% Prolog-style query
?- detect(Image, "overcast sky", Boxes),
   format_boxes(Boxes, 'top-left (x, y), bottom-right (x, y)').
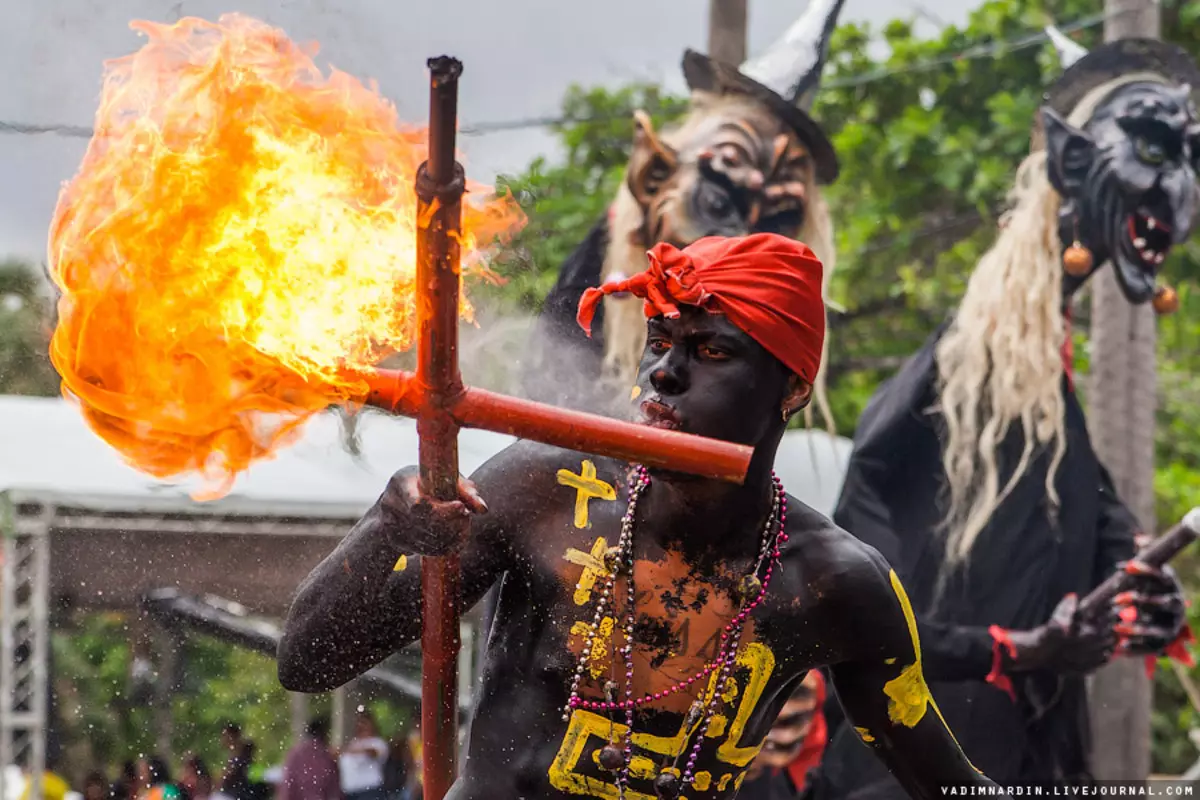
top-left (0, 0), bottom-right (977, 263)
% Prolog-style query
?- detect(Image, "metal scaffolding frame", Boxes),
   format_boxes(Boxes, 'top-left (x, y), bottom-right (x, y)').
top-left (1, 497), bottom-right (50, 798)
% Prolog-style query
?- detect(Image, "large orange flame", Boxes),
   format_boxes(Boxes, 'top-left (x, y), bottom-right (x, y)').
top-left (48, 14), bottom-right (522, 498)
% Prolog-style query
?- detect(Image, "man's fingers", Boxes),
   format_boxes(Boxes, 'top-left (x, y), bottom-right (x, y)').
top-left (1123, 592), bottom-right (1184, 611)
top-left (1113, 622), bottom-right (1176, 640)
top-left (458, 479), bottom-right (490, 515)
top-left (1122, 560), bottom-right (1160, 579)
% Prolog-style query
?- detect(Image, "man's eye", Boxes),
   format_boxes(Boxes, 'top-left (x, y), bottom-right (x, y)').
top-left (698, 344), bottom-right (730, 361)
top-left (1135, 136), bottom-right (1166, 165)
top-left (648, 338), bottom-right (671, 354)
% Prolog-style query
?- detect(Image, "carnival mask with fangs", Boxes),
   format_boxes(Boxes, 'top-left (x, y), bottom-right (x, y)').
top-left (1042, 31), bottom-right (1200, 305)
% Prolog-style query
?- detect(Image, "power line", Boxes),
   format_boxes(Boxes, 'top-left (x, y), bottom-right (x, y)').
top-left (0, 10), bottom-right (1120, 142)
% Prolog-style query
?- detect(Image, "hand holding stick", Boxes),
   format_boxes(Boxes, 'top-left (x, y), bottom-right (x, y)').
top-left (1079, 508), bottom-right (1200, 621)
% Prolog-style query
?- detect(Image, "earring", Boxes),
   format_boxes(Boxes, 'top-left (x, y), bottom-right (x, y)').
top-left (1063, 218), bottom-right (1093, 276)
top-left (781, 407), bottom-right (792, 423)
top-left (1153, 285), bottom-right (1180, 315)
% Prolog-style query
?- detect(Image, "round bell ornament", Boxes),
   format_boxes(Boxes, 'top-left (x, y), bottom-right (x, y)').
top-left (598, 744), bottom-right (625, 772)
top-left (1063, 241), bottom-right (1093, 276)
top-left (1153, 285), bottom-right (1180, 315)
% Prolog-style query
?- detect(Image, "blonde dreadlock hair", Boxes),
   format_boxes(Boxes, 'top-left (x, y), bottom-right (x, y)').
top-left (934, 150), bottom-right (1065, 566)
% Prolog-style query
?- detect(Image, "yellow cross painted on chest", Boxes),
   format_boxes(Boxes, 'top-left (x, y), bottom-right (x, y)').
top-left (556, 459), bottom-right (616, 529)
top-left (564, 536), bottom-right (615, 606)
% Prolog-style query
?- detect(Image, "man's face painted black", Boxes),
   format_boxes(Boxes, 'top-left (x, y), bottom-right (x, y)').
top-left (632, 307), bottom-right (791, 447)
top-left (1044, 82), bottom-right (1200, 303)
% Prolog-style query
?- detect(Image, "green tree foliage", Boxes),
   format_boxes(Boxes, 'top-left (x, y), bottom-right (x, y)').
top-left (489, 85), bottom-right (687, 311)
top-left (0, 259), bottom-right (60, 396)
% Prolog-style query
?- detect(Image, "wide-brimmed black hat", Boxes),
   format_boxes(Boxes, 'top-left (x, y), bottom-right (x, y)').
top-left (681, 0), bottom-right (846, 185)
top-left (1044, 27), bottom-right (1200, 117)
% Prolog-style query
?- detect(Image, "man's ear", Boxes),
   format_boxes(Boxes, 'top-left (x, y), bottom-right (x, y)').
top-left (782, 375), bottom-right (813, 418)
top-left (626, 109), bottom-right (678, 210)
top-left (1041, 106), bottom-right (1096, 198)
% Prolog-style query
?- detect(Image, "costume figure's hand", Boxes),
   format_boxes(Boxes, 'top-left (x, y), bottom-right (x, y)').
top-left (1004, 593), bottom-right (1118, 674)
top-left (379, 466), bottom-right (489, 556)
top-left (1113, 561), bottom-right (1187, 656)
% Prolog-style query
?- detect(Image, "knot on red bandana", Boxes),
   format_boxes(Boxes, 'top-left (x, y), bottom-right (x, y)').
top-left (576, 233), bottom-right (826, 382)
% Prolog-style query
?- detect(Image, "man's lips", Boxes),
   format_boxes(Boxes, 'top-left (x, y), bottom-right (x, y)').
top-left (639, 399), bottom-right (681, 430)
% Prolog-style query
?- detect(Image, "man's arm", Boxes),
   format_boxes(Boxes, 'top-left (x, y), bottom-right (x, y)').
top-left (277, 446), bottom-right (520, 692)
top-left (826, 546), bottom-right (993, 800)
top-left (832, 342), bottom-right (998, 684)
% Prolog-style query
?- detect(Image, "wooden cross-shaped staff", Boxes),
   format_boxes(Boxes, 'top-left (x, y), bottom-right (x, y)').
top-left (359, 57), bottom-right (756, 800)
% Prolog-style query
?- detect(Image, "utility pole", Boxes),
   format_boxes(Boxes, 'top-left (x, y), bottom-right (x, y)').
top-left (708, 0), bottom-right (748, 66)
top-left (1088, 0), bottom-right (1161, 782)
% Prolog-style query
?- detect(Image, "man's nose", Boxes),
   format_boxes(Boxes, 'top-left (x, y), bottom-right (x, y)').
top-left (649, 351), bottom-right (687, 395)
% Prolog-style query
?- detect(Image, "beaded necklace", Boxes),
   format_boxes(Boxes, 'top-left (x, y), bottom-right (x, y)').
top-left (561, 464), bottom-right (789, 799)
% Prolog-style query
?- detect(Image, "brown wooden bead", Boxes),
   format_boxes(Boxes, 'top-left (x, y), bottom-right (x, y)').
top-left (1153, 286), bottom-right (1180, 315)
top-left (653, 770), bottom-right (682, 798)
top-left (738, 573), bottom-right (763, 601)
top-left (598, 744), bottom-right (625, 772)
top-left (1063, 243), bottom-right (1094, 276)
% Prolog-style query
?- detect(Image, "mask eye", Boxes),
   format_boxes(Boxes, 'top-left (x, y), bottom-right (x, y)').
top-left (1135, 136), bottom-right (1166, 166)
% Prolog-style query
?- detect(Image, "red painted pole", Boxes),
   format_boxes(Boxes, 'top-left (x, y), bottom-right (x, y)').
top-left (362, 370), bottom-right (753, 484)
top-left (415, 55), bottom-right (466, 800)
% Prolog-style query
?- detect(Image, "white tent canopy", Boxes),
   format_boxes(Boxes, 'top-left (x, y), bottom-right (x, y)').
top-left (0, 395), bottom-right (851, 518)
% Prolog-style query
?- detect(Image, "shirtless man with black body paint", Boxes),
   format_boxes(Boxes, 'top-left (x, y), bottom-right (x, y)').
top-left (279, 235), bottom-right (996, 800)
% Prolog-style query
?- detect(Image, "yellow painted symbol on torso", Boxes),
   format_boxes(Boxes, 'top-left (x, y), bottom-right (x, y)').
top-left (883, 570), bottom-right (975, 762)
top-left (557, 460), bottom-right (616, 529)
top-left (548, 641), bottom-right (774, 797)
top-left (571, 617), bottom-right (616, 679)
top-left (855, 726), bottom-right (875, 743)
top-left (393, 555), bottom-right (408, 572)
top-left (883, 570), bottom-right (932, 727)
top-left (564, 536), bottom-right (615, 606)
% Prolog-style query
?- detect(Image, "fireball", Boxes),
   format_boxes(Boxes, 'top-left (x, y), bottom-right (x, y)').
top-left (47, 14), bottom-right (522, 498)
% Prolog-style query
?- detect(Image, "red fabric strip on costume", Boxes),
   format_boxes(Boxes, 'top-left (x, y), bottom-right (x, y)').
top-left (576, 233), bottom-right (826, 382)
top-left (1144, 624), bottom-right (1196, 678)
top-left (986, 625), bottom-right (1018, 702)
top-left (787, 671), bottom-right (828, 791)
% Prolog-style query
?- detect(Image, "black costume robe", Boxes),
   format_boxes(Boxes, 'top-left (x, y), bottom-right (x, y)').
top-left (809, 325), bottom-right (1139, 795)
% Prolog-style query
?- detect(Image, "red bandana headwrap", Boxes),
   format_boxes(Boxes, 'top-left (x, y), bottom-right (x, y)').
top-left (576, 233), bottom-right (826, 382)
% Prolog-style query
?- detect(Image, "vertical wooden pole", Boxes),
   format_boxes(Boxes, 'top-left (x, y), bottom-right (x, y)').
top-left (708, 0), bottom-right (749, 66)
top-left (1088, 0), bottom-right (1160, 780)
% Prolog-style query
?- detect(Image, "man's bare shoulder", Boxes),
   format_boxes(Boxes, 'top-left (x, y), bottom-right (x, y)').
top-left (473, 440), bottom-right (626, 485)
top-left (780, 498), bottom-right (896, 606)
top-left (777, 501), bottom-right (892, 582)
